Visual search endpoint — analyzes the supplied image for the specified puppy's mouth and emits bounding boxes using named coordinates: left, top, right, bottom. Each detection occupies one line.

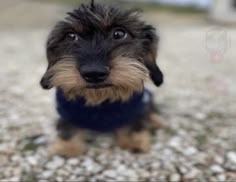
left=86, top=83, right=113, bottom=89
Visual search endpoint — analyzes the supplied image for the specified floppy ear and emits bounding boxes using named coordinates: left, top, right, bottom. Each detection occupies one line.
left=142, top=26, right=163, bottom=87
left=40, top=28, right=57, bottom=90
left=40, top=65, right=53, bottom=90
left=40, top=37, right=54, bottom=90
left=40, top=22, right=64, bottom=90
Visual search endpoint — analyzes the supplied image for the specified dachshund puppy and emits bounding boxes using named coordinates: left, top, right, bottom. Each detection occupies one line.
left=40, top=1, right=164, bottom=157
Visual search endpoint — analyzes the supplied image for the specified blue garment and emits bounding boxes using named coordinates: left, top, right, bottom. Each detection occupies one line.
left=56, top=89, right=152, bottom=132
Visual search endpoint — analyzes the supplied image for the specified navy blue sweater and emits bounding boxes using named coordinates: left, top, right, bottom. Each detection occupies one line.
left=56, top=89, right=152, bottom=132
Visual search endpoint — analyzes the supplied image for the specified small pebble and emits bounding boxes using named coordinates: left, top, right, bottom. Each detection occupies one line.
left=227, top=152, right=236, bottom=163
left=185, top=168, right=199, bottom=179
left=170, top=173, right=181, bottom=181
left=102, top=170, right=117, bottom=179
left=46, top=157, right=64, bottom=170
left=67, top=158, right=79, bottom=166
left=210, top=165, right=224, bottom=174
left=217, top=174, right=226, bottom=181
left=26, top=156, right=37, bottom=166
left=183, top=147, right=198, bottom=156
left=41, top=171, right=54, bottom=179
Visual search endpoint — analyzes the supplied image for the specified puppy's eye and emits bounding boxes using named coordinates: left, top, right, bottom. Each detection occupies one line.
left=66, top=33, right=79, bottom=41
left=113, top=29, right=127, bottom=40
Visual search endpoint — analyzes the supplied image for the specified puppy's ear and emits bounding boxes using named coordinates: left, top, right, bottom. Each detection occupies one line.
left=40, top=22, right=64, bottom=90
left=40, top=66, right=53, bottom=90
left=142, top=26, right=163, bottom=87
left=40, top=29, right=58, bottom=90
left=40, top=37, right=54, bottom=90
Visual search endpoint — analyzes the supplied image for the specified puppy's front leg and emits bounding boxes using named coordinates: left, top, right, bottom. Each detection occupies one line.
left=148, top=112, right=165, bottom=130
left=49, top=120, right=87, bottom=157
left=115, top=121, right=151, bottom=153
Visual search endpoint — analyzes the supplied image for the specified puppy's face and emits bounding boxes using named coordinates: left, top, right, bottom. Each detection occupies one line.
left=41, top=3, right=163, bottom=105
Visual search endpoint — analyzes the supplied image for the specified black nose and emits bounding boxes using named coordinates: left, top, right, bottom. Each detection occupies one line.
left=80, top=65, right=110, bottom=83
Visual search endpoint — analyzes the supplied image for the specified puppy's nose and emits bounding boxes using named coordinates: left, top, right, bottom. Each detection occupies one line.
left=80, top=65, right=109, bottom=83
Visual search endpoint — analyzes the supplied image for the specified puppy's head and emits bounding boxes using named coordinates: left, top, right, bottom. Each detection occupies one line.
left=40, top=2, right=163, bottom=105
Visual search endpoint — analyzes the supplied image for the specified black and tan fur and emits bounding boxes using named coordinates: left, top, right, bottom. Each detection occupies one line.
left=41, top=1, right=163, bottom=157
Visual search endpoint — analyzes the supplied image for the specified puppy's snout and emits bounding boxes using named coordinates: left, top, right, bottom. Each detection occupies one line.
left=80, top=65, right=110, bottom=83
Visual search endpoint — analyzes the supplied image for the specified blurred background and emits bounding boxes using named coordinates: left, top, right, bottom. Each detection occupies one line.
left=0, top=0, right=236, bottom=181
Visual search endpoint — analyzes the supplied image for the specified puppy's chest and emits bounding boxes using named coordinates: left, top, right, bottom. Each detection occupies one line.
left=56, top=89, right=152, bottom=132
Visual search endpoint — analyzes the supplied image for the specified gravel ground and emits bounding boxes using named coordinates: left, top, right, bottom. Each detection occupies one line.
left=1, top=0, right=236, bottom=181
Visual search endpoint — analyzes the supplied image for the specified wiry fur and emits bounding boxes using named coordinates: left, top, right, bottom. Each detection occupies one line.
left=49, top=131, right=87, bottom=157
left=79, top=57, right=148, bottom=105
left=116, top=127, right=151, bottom=153
left=40, top=2, right=164, bottom=156
left=41, top=3, right=163, bottom=95
left=44, top=56, right=148, bottom=105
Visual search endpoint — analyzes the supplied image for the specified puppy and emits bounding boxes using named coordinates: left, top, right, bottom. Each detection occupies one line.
left=40, top=0, right=164, bottom=157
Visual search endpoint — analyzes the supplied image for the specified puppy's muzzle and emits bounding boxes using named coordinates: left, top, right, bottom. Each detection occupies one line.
left=80, top=65, right=110, bottom=84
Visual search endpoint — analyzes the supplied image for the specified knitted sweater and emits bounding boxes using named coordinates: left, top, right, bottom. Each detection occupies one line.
left=56, top=89, right=152, bottom=132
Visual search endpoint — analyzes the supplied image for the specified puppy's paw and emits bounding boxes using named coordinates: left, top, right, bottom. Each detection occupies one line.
left=116, top=129, right=151, bottom=153
left=48, top=135, right=86, bottom=158
left=149, top=113, right=166, bottom=129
